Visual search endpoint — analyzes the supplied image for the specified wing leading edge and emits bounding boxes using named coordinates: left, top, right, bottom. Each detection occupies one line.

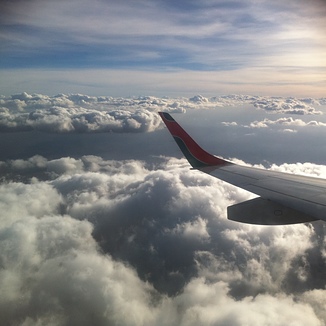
left=159, top=112, right=325, bottom=225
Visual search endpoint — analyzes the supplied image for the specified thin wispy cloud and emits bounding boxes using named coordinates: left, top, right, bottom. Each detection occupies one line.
left=1, top=0, right=325, bottom=96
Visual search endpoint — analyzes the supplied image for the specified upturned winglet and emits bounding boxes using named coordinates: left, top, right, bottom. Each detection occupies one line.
left=159, top=112, right=230, bottom=168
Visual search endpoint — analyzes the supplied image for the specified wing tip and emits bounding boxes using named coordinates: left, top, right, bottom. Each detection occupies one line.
left=159, top=112, right=175, bottom=122
left=159, top=111, right=229, bottom=168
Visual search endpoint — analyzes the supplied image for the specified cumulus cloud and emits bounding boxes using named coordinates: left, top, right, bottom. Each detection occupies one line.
left=0, top=92, right=324, bottom=133
left=249, top=117, right=326, bottom=129
left=221, top=117, right=326, bottom=133
left=188, top=95, right=324, bottom=115
left=0, top=93, right=177, bottom=133
left=222, top=121, right=238, bottom=126
left=0, top=155, right=325, bottom=325
left=253, top=97, right=323, bottom=115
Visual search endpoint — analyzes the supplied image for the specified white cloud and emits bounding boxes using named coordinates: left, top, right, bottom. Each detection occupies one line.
left=0, top=92, right=324, bottom=134
left=222, top=121, right=238, bottom=126
left=219, top=116, right=326, bottom=133
left=0, top=214, right=157, bottom=325
left=253, top=98, right=322, bottom=115
left=0, top=182, right=62, bottom=223
left=302, top=290, right=326, bottom=322
left=170, top=278, right=322, bottom=326
left=1, top=1, right=326, bottom=97
left=283, top=128, right=297, bottom=133
left=249, top=117, right=326, bottom=129
left=270, top=162, right=326, bottom=177
left=169, top=217, right=210, bottom=242
left=0, top=155, right=325, bottom=325
left=0, top=93, right=170, bottom=133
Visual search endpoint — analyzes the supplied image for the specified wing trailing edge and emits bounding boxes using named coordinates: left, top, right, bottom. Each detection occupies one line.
left=228, top=197, right=318, bottom=225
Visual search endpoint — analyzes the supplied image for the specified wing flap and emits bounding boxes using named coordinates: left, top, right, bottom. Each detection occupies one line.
left=201, top=164, right=326, bottom=221
left=228, top=197, right=319, bottom=225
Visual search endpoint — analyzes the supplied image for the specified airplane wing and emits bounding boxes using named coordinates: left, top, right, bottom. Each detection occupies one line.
left=159, top=112, right=326, bottom=225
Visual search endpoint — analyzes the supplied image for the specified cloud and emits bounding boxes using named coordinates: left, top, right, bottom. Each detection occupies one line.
left=249, top=117, right=326, bottom=129
left=171, top=278, right=322, bottom=326
left=1, top=92, right=324, bottom=134
left=222, top=121, right=238, bottom=126
left=253, top=98, right=323, bottom=115
left=1, top=1, right=326, bottom=98
left=0, top=155, right=325, bottom=324
left=26, top=107, right=162, bottom=133
left=0, top=213, right=156, bottom=325
left=221, top=117, right=326, bottom=134
left=0, top=93, right=179, bottom=133
left=2, top=0, right=325, bottom=70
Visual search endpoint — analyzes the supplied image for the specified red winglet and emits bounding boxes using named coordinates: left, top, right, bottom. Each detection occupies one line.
left=159, top=112, right=229, bottom=168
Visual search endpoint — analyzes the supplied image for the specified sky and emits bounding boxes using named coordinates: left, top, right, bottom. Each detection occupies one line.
left=1, top=0, right=326, bottom=97
left=1, top=1, right=326, bottom=326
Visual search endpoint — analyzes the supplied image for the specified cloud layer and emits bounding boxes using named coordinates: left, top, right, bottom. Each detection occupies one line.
left=222, top=117, right=326, bottom=134
left=253, top=97, right=323, bottom=115
left=0, top=93, right=167, bottom=133
left=0, top=93, right=325, bottom=134
left=1, top=155, right=325, bottom=325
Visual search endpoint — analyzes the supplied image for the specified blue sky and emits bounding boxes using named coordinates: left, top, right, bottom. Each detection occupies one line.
left=1, top=0, right=326, bottom=96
